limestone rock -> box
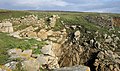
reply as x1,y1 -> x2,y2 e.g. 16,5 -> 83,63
0,21 -> 13,33
49,15 -> 60,27
37,54 -> 59,69
20,26 -> 34,34
41,44 -> 55,56
27,31 -> 37,38
74,30 -> 80,40
47,30 -> 53,36
37,29 -> 48,40
52,43 -> 61,57
9,31 -> 22,39
5,61 -> 18,70
53,65 -> 90,71
20,50 -> 32,59
22,58 -> 39,71
37,54 -> 49,65
8,48 -> 22,58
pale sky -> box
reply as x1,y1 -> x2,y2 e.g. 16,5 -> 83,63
0,0 -> 120,13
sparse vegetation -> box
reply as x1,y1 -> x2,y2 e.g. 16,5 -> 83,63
0,33 -> 46,64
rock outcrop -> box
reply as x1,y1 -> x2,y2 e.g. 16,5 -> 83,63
0,21 -> 13,33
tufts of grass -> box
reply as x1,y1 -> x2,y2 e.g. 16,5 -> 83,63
0,33 -> 46,64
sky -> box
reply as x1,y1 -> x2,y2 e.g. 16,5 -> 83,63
0,0 -> 120,13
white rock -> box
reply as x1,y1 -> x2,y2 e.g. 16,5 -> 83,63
41,45 -> 55,56
20,50 -> 32,59
47,30 -> 53,36
37,54 -> 49,65
37,54 -> 59,69
8,48 -> 22,58
22,58 -> 39,71
5,61 -> 18,70
74,30 -> 80,40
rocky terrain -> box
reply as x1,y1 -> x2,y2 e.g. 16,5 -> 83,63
0,10 -> 120,71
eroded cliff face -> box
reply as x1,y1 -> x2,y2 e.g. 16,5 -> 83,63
57,26 -> 120,71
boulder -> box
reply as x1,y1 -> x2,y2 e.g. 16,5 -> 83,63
27,31 -> 37,38
20,26 -> 34,32
47,30 -> 53,36
20,50 -> 32,59
41,44 -> 55,56
8,48 -> 22,58
37,54 -> 59,69
22,58 -> 39,71
9,31 -> 22,39
37,29 -> 48,40
52,43 -> 61,57
37,54 -> 49,65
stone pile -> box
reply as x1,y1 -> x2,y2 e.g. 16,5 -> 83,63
5,40 -> 63,71
49,15 -> 60,27
94,50 -> 120,71
0,21 -> 13,33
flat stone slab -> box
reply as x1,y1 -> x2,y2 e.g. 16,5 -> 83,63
53,65 -> 90,71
